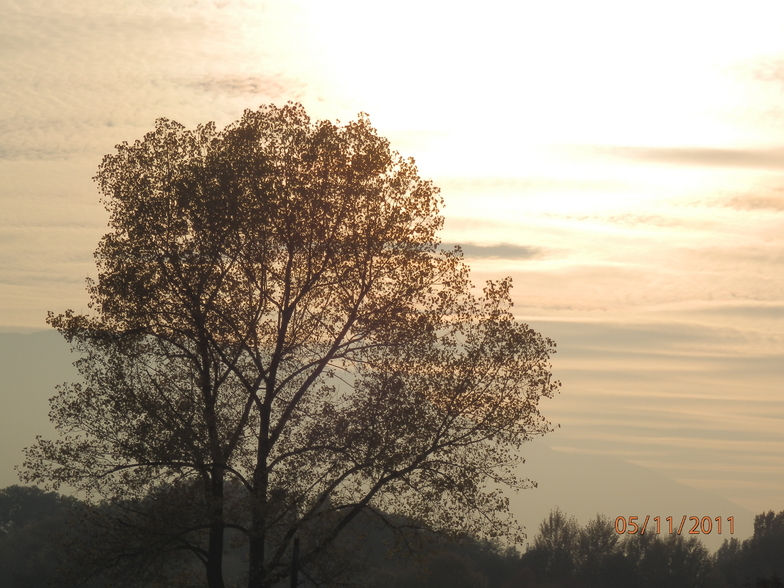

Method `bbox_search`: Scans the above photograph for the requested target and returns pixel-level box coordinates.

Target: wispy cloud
[686,302,784,321]
[0,2,313,161]
[581,145,784,169]
[726,194,784,211]
[437,175,629,194]
[747,55,784,87]
[443,242,543,260]
[183,73,304,99]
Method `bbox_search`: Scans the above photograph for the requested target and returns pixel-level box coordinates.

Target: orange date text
[614,516,735,535]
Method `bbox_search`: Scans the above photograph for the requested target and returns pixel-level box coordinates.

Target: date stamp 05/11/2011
[614,516,735,536]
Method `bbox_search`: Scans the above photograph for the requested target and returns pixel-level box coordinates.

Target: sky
[1,0,783,547]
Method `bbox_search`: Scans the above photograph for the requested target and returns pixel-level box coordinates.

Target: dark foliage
[716,510,784,588]
[0,485,105,588]
[4,488,784,588]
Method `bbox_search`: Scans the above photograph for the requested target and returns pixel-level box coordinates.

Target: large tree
[20,103,559,588]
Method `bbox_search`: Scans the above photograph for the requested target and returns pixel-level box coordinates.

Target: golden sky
[1,0,782,542]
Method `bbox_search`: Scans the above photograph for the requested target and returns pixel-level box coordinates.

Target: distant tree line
[1,485,782,587]
[516,508,783,588]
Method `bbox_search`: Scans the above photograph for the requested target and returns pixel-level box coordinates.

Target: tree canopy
[19,102,560,588]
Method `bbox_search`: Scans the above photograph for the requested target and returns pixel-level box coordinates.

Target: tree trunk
[248,412,271,588]
[206,467,226,588]
[247,479,268,588]
[247,533,266,588]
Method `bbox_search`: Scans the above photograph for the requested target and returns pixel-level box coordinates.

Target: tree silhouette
[528,508,580,583]
[746,511,784,582]
[717,510,784,588]
[19,103,559,588]
[577,514,623,588]
[0,486,89,587]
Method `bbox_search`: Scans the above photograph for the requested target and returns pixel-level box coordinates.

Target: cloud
[0,2,312,161]
[539,317,781,353]
[687,186,784,213]
[581,212,700,229]
[437,176,628,194]
[0,7,210,160]
[442,242,543,260]
[687,302,784,321]
[184,73,304,99]
[748,56,784,87]
[726,195,784,211]
[576,144,784,170]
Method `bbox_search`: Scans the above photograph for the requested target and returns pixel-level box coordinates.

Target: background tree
[526,508,580,583]
[0,485,104,588]
[519,509,715,588]
[714,510,784,588]
[714,537,744,587]
[745,511,784,583]
[19,102,560,588]
[577,514,625,588]
[0,486,68,586]
[622,531,712,588]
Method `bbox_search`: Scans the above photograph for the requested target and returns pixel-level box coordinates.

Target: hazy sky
[1,0,782,536]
